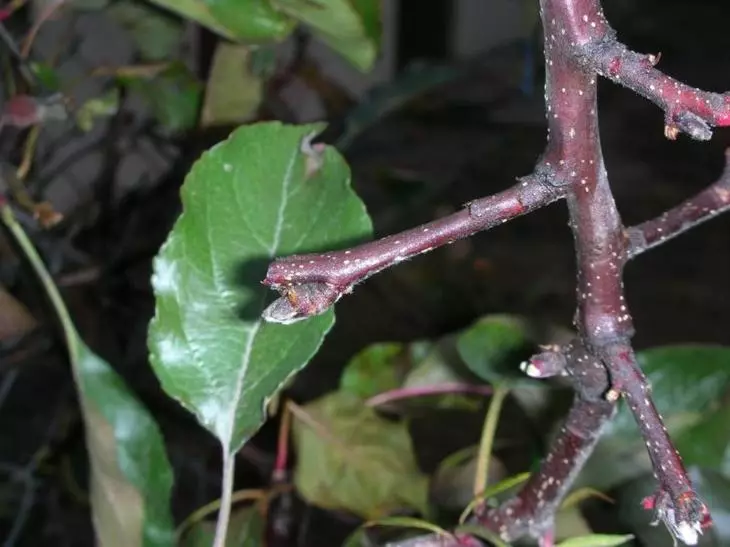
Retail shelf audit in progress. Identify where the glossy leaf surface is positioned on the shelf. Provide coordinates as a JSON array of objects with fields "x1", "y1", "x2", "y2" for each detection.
[{"x1": 149, "y1": 121, "x2": 372, "y2": 454}]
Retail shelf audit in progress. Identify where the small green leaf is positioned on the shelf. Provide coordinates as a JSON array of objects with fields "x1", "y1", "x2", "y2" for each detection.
[
  {"x1": 555, "y1": 506, "x2": 593, "y2": 542},
  {"x1": 0, "y1": 205, "x2": 175, "y2": 547},
  {"x1": 339, "y1": 342, "x2": 405, "y2": 399},
  {"x1": 30, "y1": 62, "x2": 62, "y2": 91},
  {"x1": 203, "y1": 0, "x2": 295, "y2": 42},
  {"x1": 149, "y1": 121, "x2": 372, "y2": 454},
  {"x1": 675, "y1": 406, "x2": 730, "y2": 474},
  {"x1": 555, "y1": 534, "x2": 634, "y2": 547},
  {"x1": 341, "y1": 527, "x2": 368, "y2": 547},
  {"x1": 108, "y1": 0, "x2": 184, "y2": 61},
  {"x1": 181, "y1": 505, "x2": 264, "y2": 546},
  {"x1": 365, "y1": 516, "x2": 449, "y2": 537},
  {"x1": 146, "y1": 0, "x2": 236, "y2": 38},
  {"x1": 561, "y1": 487, "x2": 613, "y2": 510},
  {"x1": 120, "y1": 62, "x2": 202, "y2": 133},
  {"x1": 75, "y1": 89, "x2": 120, "y2": 132},
  {"x1": 459, "y1": 472, "x2": 531, "y2": 523},
  {"x1": 291, "y1": 392, "x2": 429, "y2": 519},
  {"x1": 453, "y1": 524, "x2": 509, "y2": 547},
  {"x1": 201, "y1": 42, "x2": 263, "y2": 127},
  {"x1": 271, "y1": 0, "x2": 381, "y2": 71},
  {"x1": 456, "y1": 315, "x2": 534, "y2": 385}
]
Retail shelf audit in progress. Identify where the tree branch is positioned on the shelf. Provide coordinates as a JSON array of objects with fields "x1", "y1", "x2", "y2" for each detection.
[
  {"x1": 477, "y1": 342, "x2": 615, "y2": 541},
  {"x1": 626, "y1": 148, "x2": 730, "y2": 258},
  {"x1": 582, "y1": 37, "x2": 730, "y2": 141},
  {"x1": 261, "y1": 0, "x2": 730, "y2": 544},
  {"x1": 262, "y1": 173, "x2": 560, "y2": 324}
]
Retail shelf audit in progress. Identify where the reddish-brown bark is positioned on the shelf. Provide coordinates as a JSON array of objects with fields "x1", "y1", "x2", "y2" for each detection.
[{"x1": 263, "y1": 0, "x2": 729, "y2": 544}]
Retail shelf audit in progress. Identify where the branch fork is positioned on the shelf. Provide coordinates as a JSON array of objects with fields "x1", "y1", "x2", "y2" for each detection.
[{"x1": 262, "y1": 0, "x2": 730, "y2": 544}]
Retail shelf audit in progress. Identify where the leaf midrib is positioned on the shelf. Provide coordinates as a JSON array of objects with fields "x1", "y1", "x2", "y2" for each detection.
[{"x1": 221, "y1": 141, "x2": 299, "y2": 452}]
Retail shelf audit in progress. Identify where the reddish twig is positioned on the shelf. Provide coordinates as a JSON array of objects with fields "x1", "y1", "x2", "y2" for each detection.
[
  {"x1": 262, "y1": 0, "x2": 730, "y2": 544},
  {"x1": 365, "y1": 384, "x2": 493, "y2": 408},
  {"x1": 627, "y1": 148, "x2": 730, "y2": 258},
  {"x1": 263, "y1": 175, "x2": 560, "y2": 324}
]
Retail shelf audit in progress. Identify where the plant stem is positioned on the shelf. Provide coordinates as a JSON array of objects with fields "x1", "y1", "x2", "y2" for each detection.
[
  {"x1": 212, "y1": 453, "x2": 236, "y2": 547},
  {"x1": 473, "y1": 385, "x2": 509, "y2": 500},
  {"x1": 365, "y1": 383, "x2": 493, "y2": 407}
]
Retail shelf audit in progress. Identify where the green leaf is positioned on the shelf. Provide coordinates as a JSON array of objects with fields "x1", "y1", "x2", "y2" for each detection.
[
  {"x1": 675, "y1": 406, "x2": 730, "y2": 474},
  {"x1": 459, "y1": 472, "x2": 531, "y2": 523},
  {"x1": 201, "y1": 42, "x2": 263, "y2": 127},
  {"x1": 146, "y1": 0, "x2": 237, "y2": 38},
  {"x1": 456, "y1": 315, "x2": 535, "y2": 385},
  {"x1": 148, "y1": 121, "x2": 372, "y2": 454},
  {"x1": 554, "y1": 507, "x2": 593, "y2": 542},
  {"x1": 108, "y1": 0, "x2": 184, "y2": 61},
  {"x1": 0, "y1": 205, "x2": 175, "y2": 547},
  {"x1": 119, "y1": 62, "x2": 202, "y2": 133},
  {"x1": 271, "y1": 0, "x2": 381, "y2": 71},
  {"x1": 453, "y1": 524, "x2": 508, "y2": 547},
  {"x1": 365, "y1": 516, "x2": 449, "y2": 537},
  {"x1": 339, "y1": 342, "x2": 405, "y2": 399},
  {"x1": 75, "y1": 89, "x2": 120, "y2": 132},
  {"x1": 29, "y1": 62, "x2": 62, "y2": 92},
  {"x1": 561, "y1": 487, "x2": 613, "y2": 510},
  {"x1": 203, "y1": 0, "x2": 295, "y2": 42},
  {"x1": 607, "y1": 345, "x2": 730, "y2": 438},
  {"x1": 291, "y1": 392, "x2": 429, "y2": 519},
  {"x1": 181, "y1": 506, "x2": 264, "y2": 546},
  {"x1": 555, "y1": 534, "x2": 634, "y2": 547}
]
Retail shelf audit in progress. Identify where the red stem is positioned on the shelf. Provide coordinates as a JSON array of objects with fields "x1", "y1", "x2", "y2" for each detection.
[{"x1": 365, "y1": 383, "x2": 493, "y2": 408}]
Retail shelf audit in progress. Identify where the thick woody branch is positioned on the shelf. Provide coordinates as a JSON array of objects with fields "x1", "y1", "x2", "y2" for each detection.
[
  {"x1": 261, "y1": 174, "x2": 560, "y2": 324},
  {"x1": 627, "y1": 148, "x2": 730, "y2": 258}
]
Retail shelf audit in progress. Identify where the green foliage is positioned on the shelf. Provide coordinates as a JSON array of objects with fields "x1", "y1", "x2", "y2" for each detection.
[
  {"x1": 148, "y1": 121, "x2": 372, "y2": 454},
  {"x1": 203, "y1": 0, "x2": 295, "y2": 42},
  {"x1": 291, "y1": 392, "x2": 429, "y2": 519},
  {"x1": 554, "y1": 535, "x2": 634, "y2": 547},
  {"x1": 143, "y1": 0, "x2": 230, "y2": 37},
  {"x1": 456, "y1": 315, "x2": 536, "y2": 385},
  {"x1": 271, "y1": 0, "x2": 381, "y2": 71},
  {"x1": 339, "y1": 337, "x2": 484, "y2": 412},
  {"x1": 145, "y1": 0, "x2": 382, "y2": 71},
  {"x1": 181, "y1": 506, "x2": 264, "y2": 546},
  {"x1": 201, "y1": 43, "x2": 263, "y2": 127},
  {"x1": 75, "y1": 89, "x2": 120, "y2": 132},
  {"x1": 108, "y1": 0, "x2": 184, "y2": 61},
  {"x1": 118, "y1": 62, "x2": 203, "y2": 133},
  {"x1": 29, "y1": 62, "x2": 62, "y2": 92},
  {"x1": 339, "y1": 343, "x2": 405, "y2": 399},
  {"x1": 0, "y1": 206, "x2": 175, "y2": 547}
]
